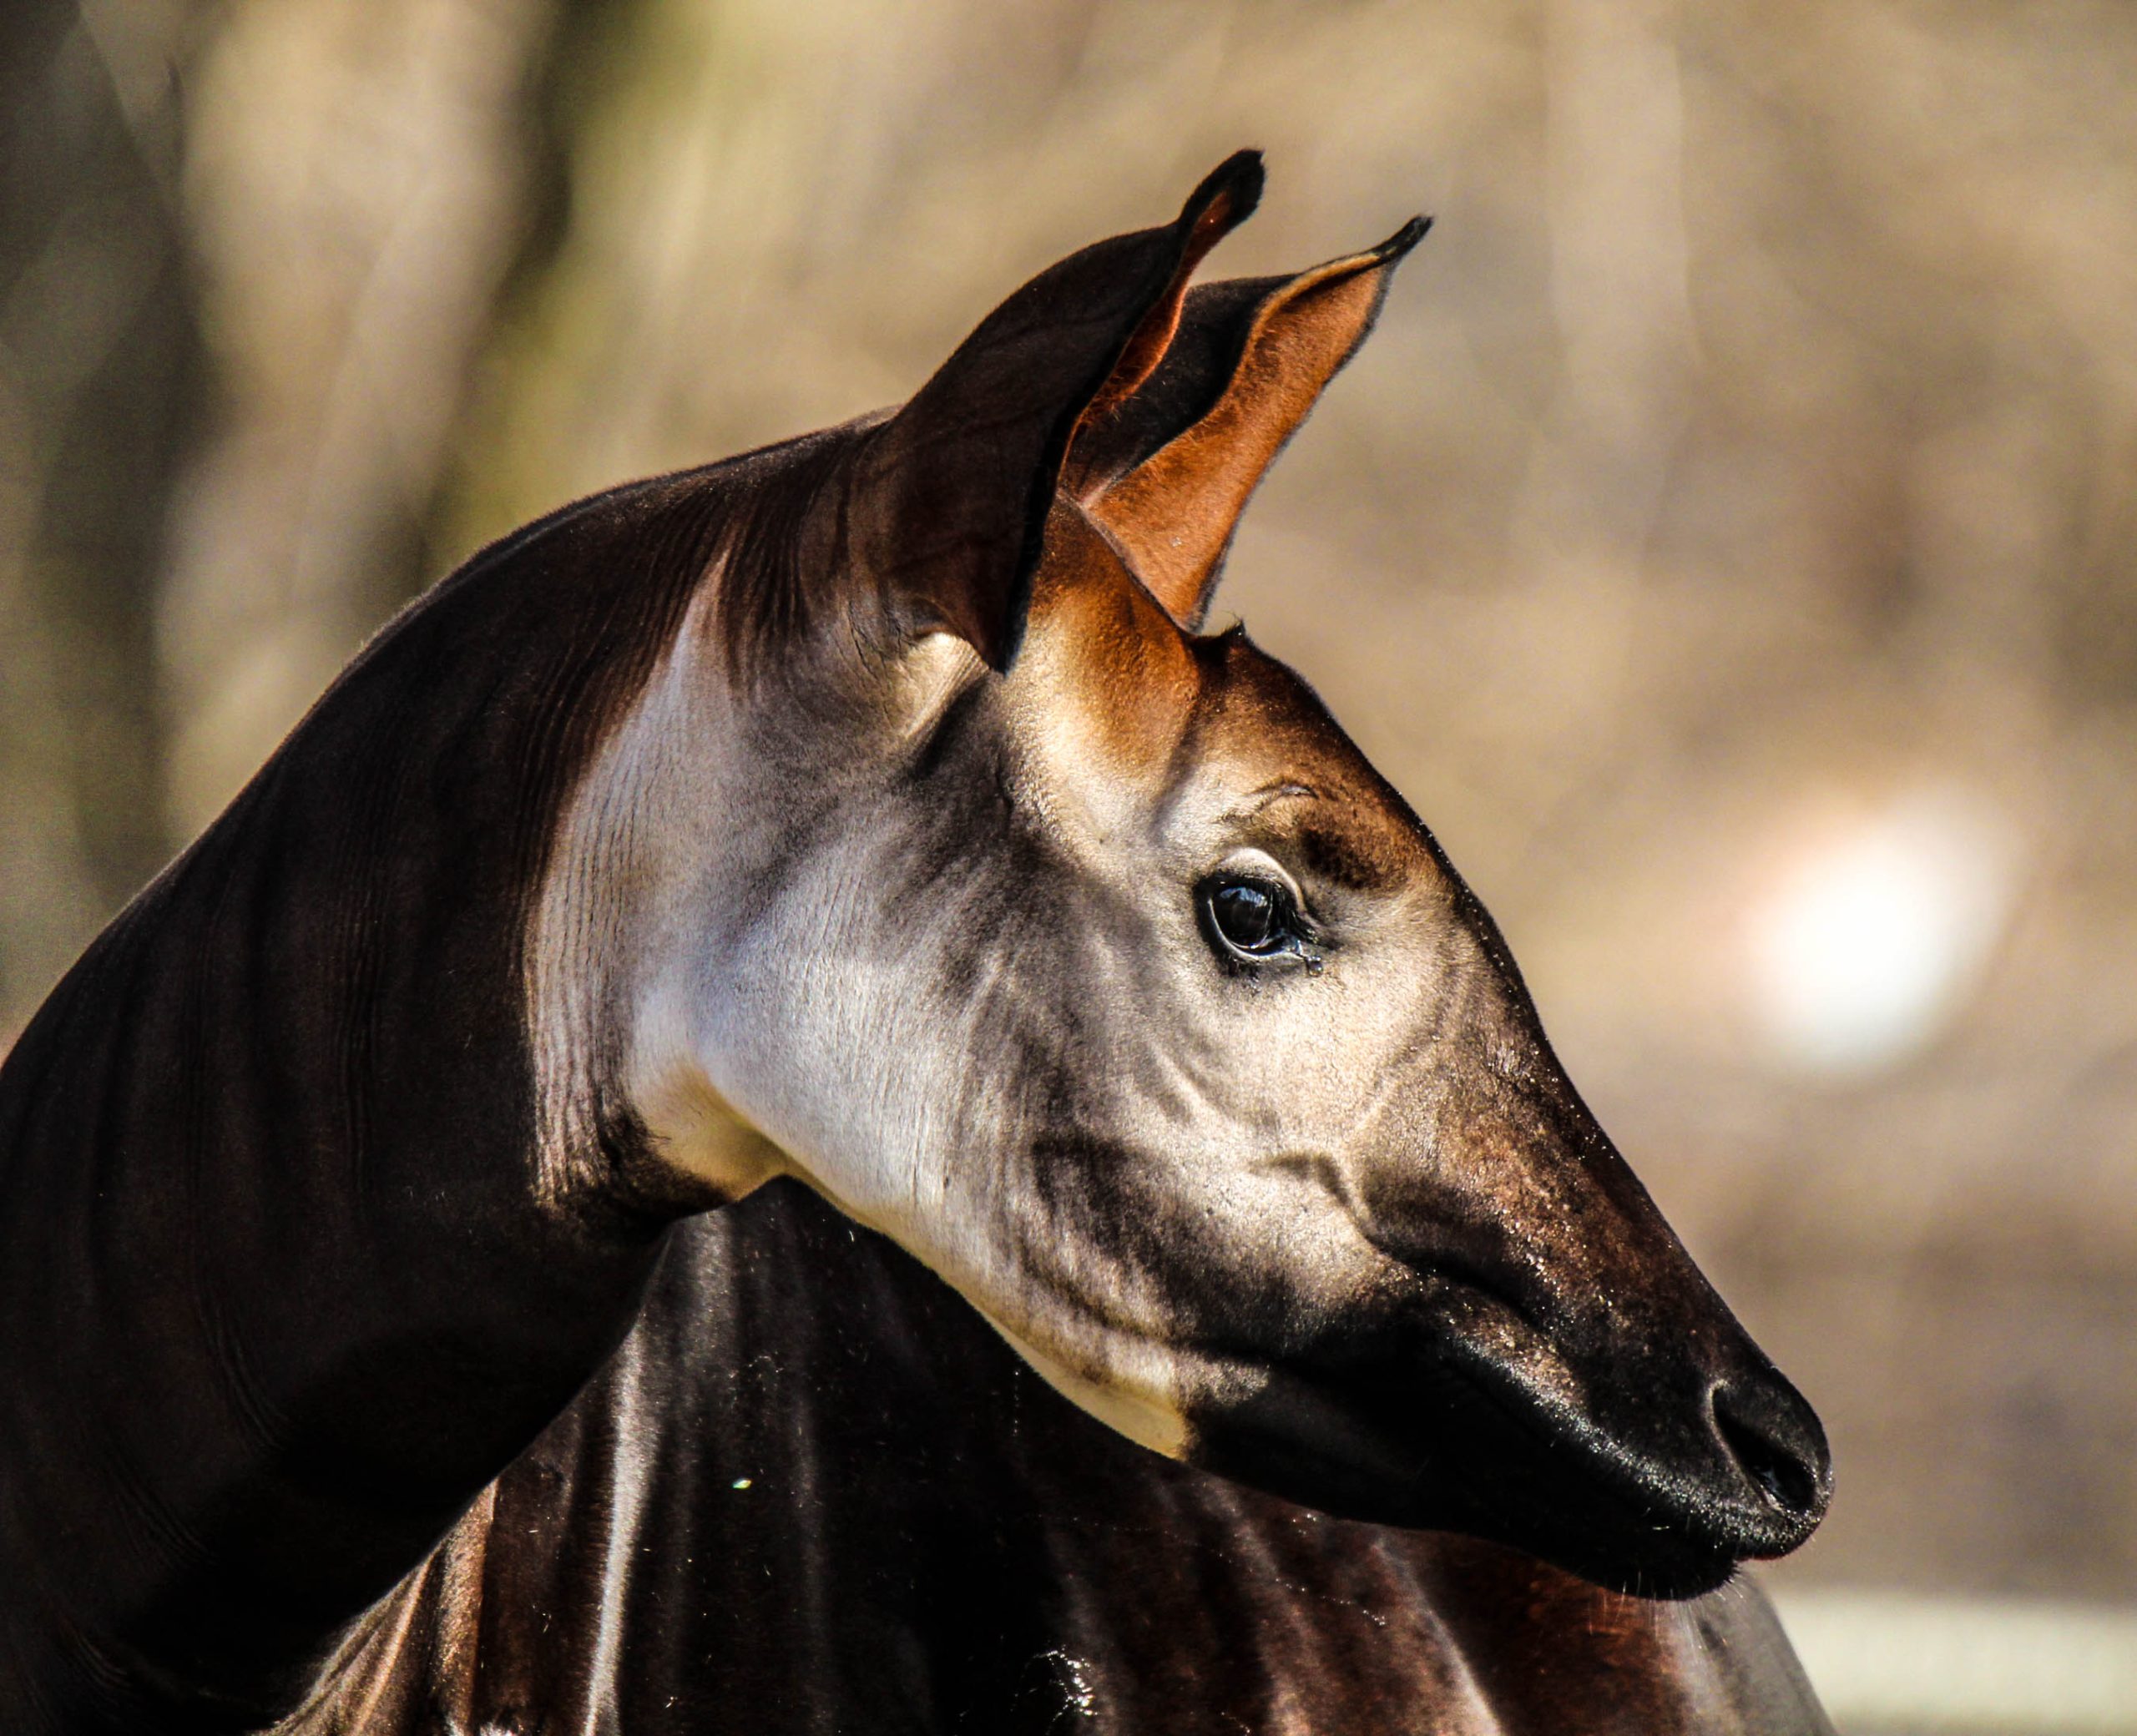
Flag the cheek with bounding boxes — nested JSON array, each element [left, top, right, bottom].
[[1189, 957, 1428, 1147], [1116, 1153, 1403, 1353], [686, 860, 968, 1221]]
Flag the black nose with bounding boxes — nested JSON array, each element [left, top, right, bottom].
[[1709, 1378, 1831, 1542]]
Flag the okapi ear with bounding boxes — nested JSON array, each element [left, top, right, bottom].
[[1064, 217, 1429, 631], [854, 151, 1265, 670]]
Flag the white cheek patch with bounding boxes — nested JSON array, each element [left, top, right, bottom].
[[526, 603, 996, 1245], [690, 871, 952, 1228], [527, 582, 798, 1204]]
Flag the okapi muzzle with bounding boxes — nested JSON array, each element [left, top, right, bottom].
[[551, 151, 1830, 1598]]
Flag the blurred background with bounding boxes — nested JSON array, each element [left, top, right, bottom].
[[4, 0, 2134, 1728]]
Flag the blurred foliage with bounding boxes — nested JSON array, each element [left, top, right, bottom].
[[3, 0, 2135, 1601]]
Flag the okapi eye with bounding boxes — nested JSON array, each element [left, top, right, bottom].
[[1199, 874, 1316, 971], [1212, 881, 1278, 949]]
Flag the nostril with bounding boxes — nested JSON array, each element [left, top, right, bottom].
[[1710, 1389, 1823, 1521]]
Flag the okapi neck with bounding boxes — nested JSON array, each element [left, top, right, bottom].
[[0, 457, 772, 1729]]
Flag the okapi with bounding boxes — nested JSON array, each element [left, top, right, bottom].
[[0, 153, 1831, 1733]]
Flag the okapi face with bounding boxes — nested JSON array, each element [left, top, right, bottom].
[[549, 153, 1829, 1597]]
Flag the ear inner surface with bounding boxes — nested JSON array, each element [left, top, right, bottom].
[[1059, 275, 1276, 502], [853, 151, 1266, 672], [1074, 173, 1258, 433], [1083, 218, 1429, 631]]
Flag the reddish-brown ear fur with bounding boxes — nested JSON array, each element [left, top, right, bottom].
[[1074, 219, 1428, 630], [1029, 502, 1205, 762], [854, 152, 1265, 670]]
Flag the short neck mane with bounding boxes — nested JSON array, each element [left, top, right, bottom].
[[0, 433, 847, 1732]]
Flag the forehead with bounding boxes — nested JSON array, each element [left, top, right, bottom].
[[1013, 512, 1437, 897], [1176, 631, 1428, 894]]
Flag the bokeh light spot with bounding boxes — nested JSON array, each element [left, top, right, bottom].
[[1746, 786, 2019, 1077]]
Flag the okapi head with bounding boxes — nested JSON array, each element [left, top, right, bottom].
[[545, 152, 1829, 1597]]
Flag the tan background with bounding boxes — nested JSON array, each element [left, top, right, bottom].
[[5, 0, 2136, 1619]]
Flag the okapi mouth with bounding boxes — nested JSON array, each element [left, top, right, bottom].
[[1190, 1281, 1831, 1598]]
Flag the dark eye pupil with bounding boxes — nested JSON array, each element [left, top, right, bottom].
[[1211, 881, 1279, 950]]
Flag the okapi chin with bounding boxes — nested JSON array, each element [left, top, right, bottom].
[[0, 150, 1827, 1732]]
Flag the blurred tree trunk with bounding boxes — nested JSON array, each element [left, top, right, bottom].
[[0, 0, 207, 1029], [155, 0, 580, 839], [0, 0, 631, 1031]]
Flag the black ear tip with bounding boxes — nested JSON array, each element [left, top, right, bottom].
[[1183, 149, 1267, 230], [1375, 214, 1433, 262]]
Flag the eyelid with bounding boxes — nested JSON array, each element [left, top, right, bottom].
[[1215, 850, 1325, 940], [1215, 847, 1303, 904]]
